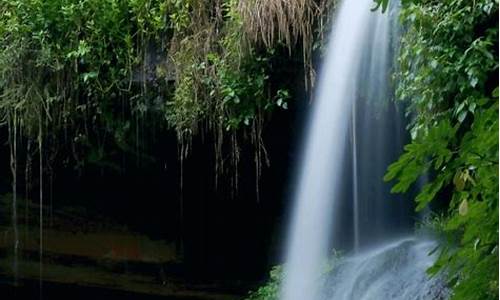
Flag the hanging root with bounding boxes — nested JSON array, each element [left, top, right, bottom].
[[237, 0, 337, 89], [8, 111, 19, 284]]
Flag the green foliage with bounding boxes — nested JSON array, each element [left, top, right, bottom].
[[245, 250, 342, 300], [0, 0, 301, 183], [237, 0, 336, 90], [386, 0, 499, 299], [245, 265, 282, 300], [0, 0, 173, 170], [165, 0, 291, 136], [162, 0, 300, 191]]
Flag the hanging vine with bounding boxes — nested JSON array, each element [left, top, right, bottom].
[[0, 0, 337, 205]]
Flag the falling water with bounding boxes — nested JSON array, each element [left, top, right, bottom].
[[322, 238, 449, 300], [281, 1, 379, 299], [280, 1, 441, 300]]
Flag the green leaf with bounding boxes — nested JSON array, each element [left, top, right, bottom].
[[458, 110, 468, 123], [458, 199, 469, 216]]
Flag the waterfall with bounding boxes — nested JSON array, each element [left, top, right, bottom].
[[322, 239, 449, 300], [280, 1, 443, 300]]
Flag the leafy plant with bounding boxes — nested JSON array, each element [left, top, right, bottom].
[[2, 0, 326, 197], [245, 265, 282, 300], [245, 250, 342, 300], [384, 0, 499, 299]]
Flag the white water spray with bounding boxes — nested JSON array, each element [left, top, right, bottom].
[[281, 1, 377, 299], [280, 1, 443, 300], [323, 238, 448, 300]]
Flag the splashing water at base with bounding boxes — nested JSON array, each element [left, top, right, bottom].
[[322, 238, 449, 300], [280, 1, 444, 300]]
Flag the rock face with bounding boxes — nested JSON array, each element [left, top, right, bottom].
[[321, 238, 449, 300], [0, 197, 247, 299]]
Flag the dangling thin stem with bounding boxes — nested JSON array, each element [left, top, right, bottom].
[[9, 111, 19, 285], [38, 111, 43, 299]]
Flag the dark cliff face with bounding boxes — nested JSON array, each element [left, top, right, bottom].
[[0, 96, 302, 298], [0, 111, 296, 281], [0, 48, 309, 286]]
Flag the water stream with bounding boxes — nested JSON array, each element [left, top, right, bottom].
[[321, 238, 448, 300], [280, 1, 445, 300]]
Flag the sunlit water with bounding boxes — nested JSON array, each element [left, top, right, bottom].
[[280, 1, 444, 300]]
